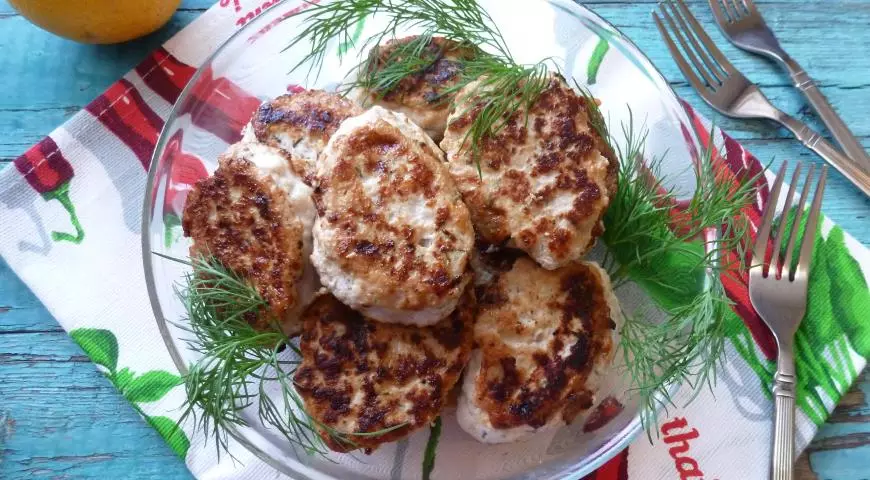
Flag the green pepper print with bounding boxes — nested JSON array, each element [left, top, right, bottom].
[[70, 328, 190, 458], [722, 208, 863, 426], [779, 209, 853, 394], [825, 226, 870, 358], [586, 37, 609, 85], [604, 218, 706, 313], [631, 242, 707, 311], [338, 17, 367, 56]]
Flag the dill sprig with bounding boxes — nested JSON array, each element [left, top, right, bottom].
[[350, 30, 446, 100], [441, 55, 553, 172], [288, 0, 553, 164], [161, 254, 400, 458], [289, 0, 513, 74], [599, 113, 759, 431]]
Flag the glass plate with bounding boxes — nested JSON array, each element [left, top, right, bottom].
[[142, 1, 702, 478]]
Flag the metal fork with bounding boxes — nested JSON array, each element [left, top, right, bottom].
[[653, 0, 870, 198], [749, 162, 827, 480], [708, 0, 870, 170]]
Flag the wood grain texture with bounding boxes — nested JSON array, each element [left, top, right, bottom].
[[0, 1, 867, 479], [0, 259, 194, 479]]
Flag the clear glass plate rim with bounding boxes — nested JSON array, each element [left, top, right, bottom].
[[140, 0, 698, 478]]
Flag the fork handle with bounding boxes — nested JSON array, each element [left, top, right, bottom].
[[779, 55, 870, 171], [776, 113, 870, 198], [772, 346, 796, 480]]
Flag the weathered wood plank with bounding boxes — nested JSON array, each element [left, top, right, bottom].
[[0, 12, 201, 109], [0, 255, 191, 478], [2, 1, 869, 156], [734, 142, 870, 246], [0, 330, 193, 478], [798, 370, 869, 479]]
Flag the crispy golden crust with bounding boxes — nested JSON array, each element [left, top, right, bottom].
[[356, 36, 475, 141], [295, 289, 475, 453], [181, 153, 305, 333], [251, 90, 362, 183], [441, 73, 618, 269], [313, 108, 474, 324], [471, 257, 616, 430]]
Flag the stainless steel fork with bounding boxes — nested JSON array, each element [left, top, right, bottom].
[[748, 162, 827, 480], [653, 0, 870, 198], [708, 0, 870, 170]]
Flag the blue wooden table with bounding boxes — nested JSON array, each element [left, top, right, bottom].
[[0, 1, 868, 479]]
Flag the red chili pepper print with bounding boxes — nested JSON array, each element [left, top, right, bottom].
[[154, 130, 209, 248], [14, 137, 85, 244], [583, 448, 629, 480], [135, 47, 197, 106], [583, 396, 625, 433], [85, 78, 164, 170], [179, 66, 262, 144]]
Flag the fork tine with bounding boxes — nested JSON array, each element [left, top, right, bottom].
[[658, 4, 720, 87], [769, 164, 802, 277], [673, 0, 738, 74], [780, 164, 815, 278], [742, 0, 759, 15], [709, 0, 732, 25], [666, 0, 726, 84], [795, 166, 828, 278], [753, 162, 788, 266], [719, 0, 739, 21], [653, 12, 709, 94]]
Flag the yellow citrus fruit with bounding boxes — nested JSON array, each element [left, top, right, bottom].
[[9, 0, 182, 44]]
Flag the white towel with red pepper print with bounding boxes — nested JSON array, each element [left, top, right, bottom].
[[1, 1, 869, 479]]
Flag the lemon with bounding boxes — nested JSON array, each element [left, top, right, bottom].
[[9, 0, 182, 44]]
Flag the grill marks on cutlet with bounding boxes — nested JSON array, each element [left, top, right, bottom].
[[442, 73, 618, 268], [295, 290, 475, 452], [358, 36, 476, 142], [473, 259, 615, 430], [367, 36, 472, 106], [318, 129, 452, 288], [181, 155, 304, 330], [251, 90, 362, 182], [314, 112, 473, 315]]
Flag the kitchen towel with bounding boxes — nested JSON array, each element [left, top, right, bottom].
[[1, 0, 868, 479]]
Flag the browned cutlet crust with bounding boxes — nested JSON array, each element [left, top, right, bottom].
[[441, 73, 618, 269], [357, 36, 476, 141], [251, 90, 363, 183], [181, 153, 305, 333], [313, 110, 473, 318], [472, 258, 616, 429], [295, 289, 475, 452]]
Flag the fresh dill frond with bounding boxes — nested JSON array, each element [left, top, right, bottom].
[[349, 29, 445, 99], [289, 0, 556, 168], [599, 113, 759, 431], [164, 254, 331, 456], [443, 56, 554, 171], [163, 254, 403, 458], [289, 0, 513, 76]]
